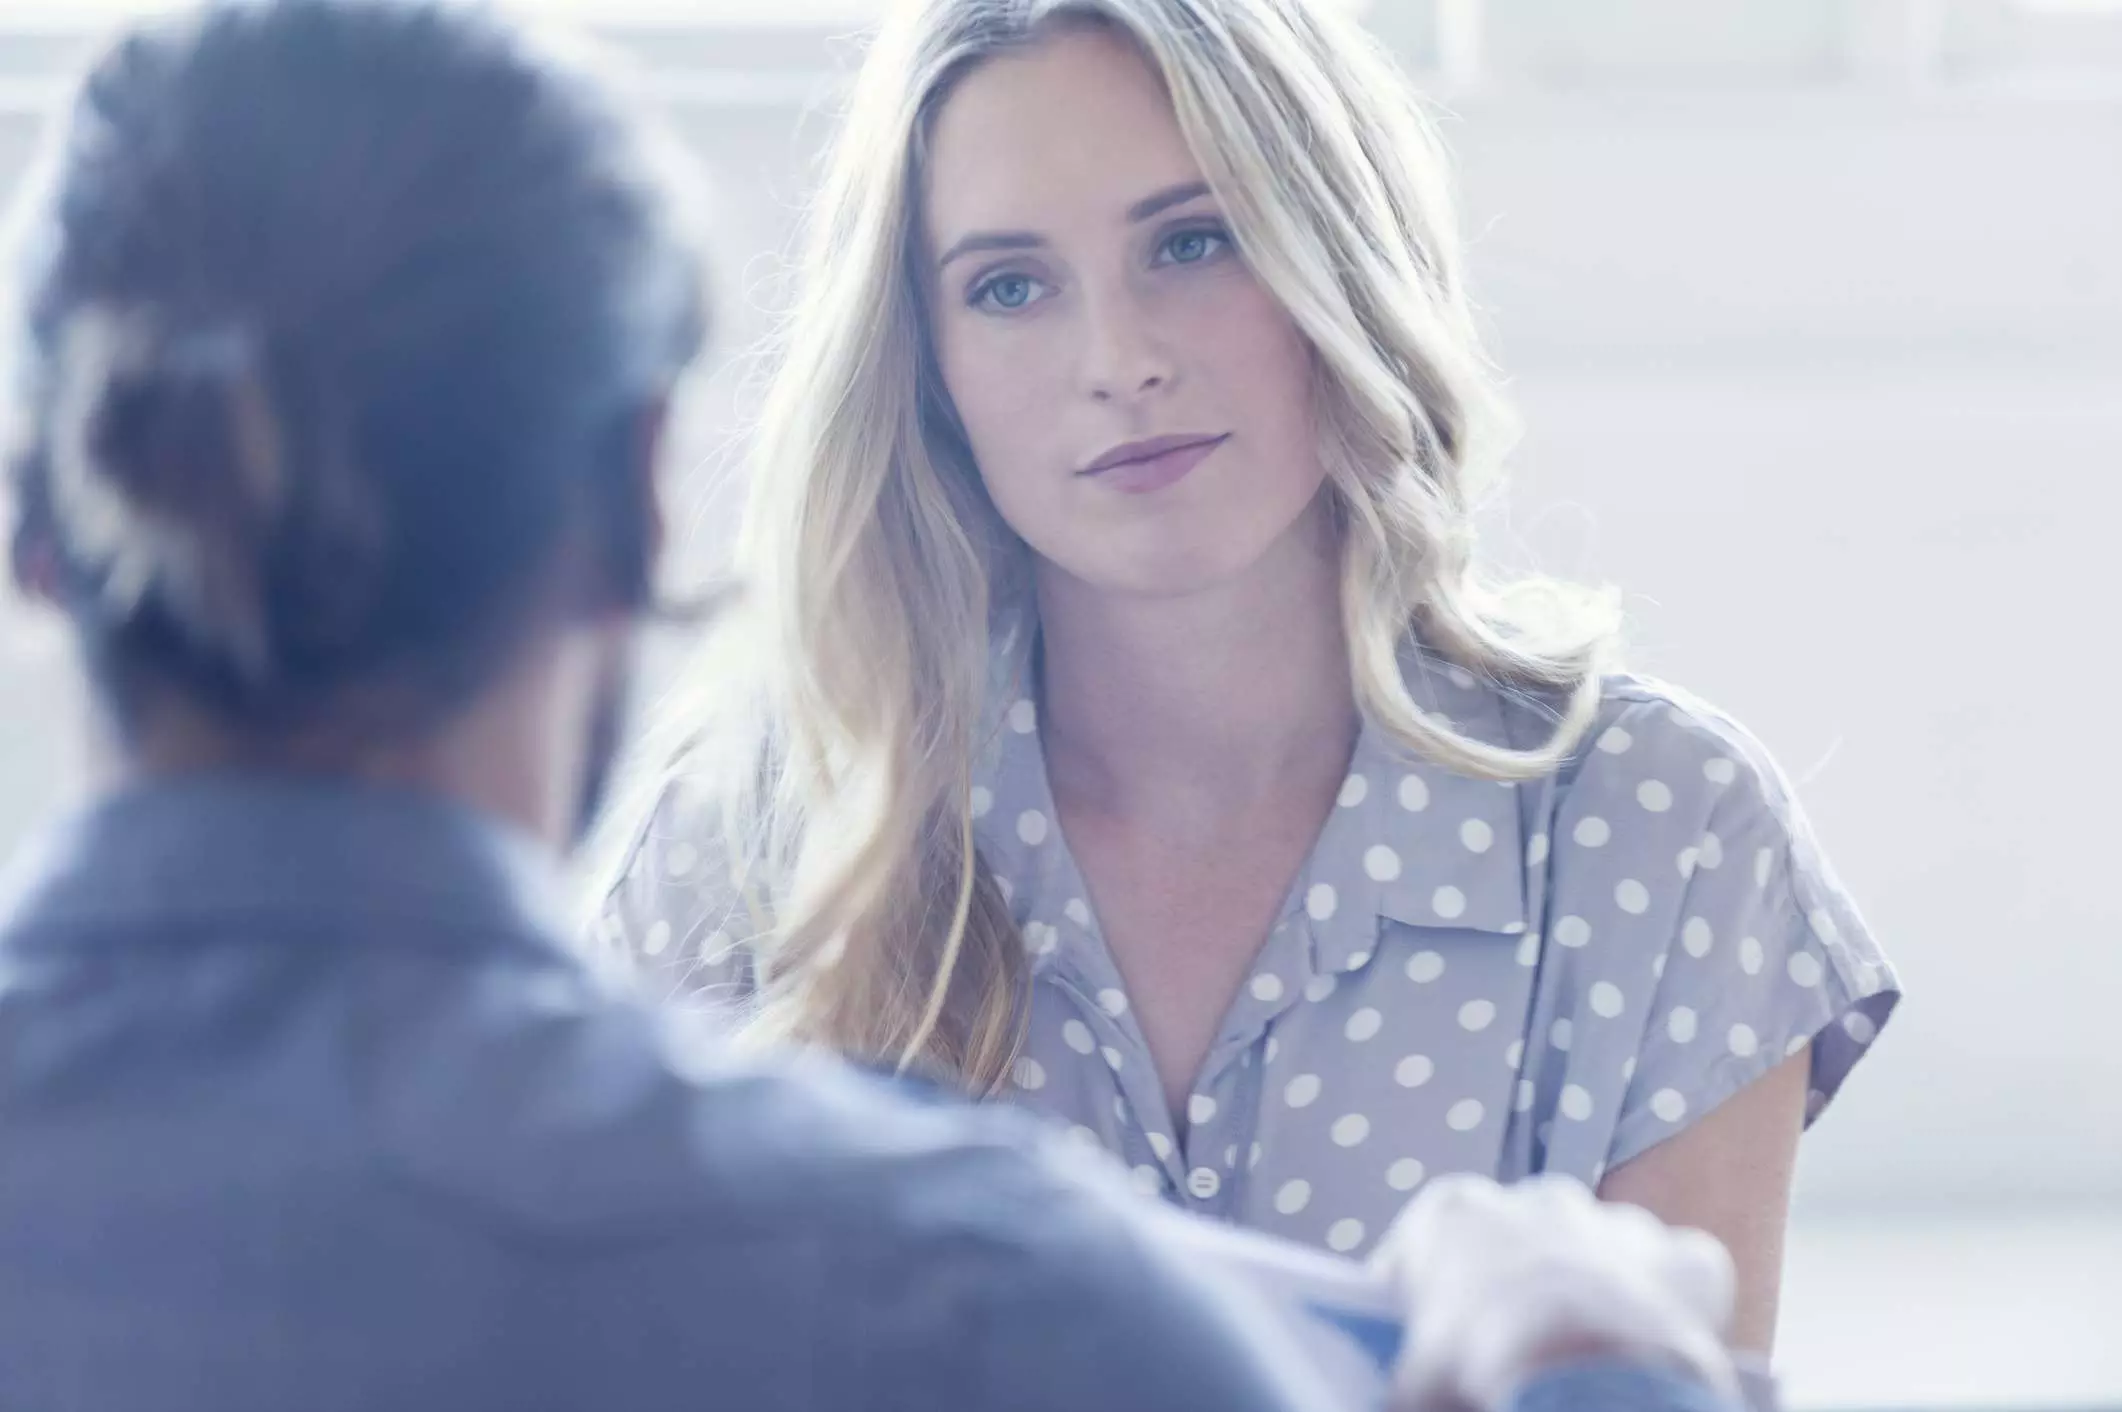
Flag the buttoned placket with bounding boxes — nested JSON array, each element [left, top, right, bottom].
[[979, 652, 1541, 1214], [1041, 886, 1375, 1220]]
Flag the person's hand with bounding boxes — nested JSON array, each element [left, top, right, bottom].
[[1371, 1173, 1741, 1412]]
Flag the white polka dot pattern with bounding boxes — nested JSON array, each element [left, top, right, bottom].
[[1330, 1114, 1370, 1147], [611, 671, 1899, 1260]]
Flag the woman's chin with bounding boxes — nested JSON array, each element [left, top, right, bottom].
[[1042, 543, 1261, 604]]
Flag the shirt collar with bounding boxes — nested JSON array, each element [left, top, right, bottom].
[[0, 770, 574, 960], [1303, 694, 1531, 974], [972, 651, 1532, 982]]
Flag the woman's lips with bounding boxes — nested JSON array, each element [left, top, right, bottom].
[[1079, 433, 1229, 495]]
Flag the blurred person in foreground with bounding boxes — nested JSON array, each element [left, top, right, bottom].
[[0, 3, 1742, 1409]]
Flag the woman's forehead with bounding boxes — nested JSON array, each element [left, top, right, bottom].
[[922, 26, 1206, 241]]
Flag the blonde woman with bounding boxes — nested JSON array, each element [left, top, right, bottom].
[[597, 0, 1899, 1354]]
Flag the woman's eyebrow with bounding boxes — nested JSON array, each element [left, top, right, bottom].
[[1127, 180, 1212, 223], [936, 230, 1046, 272], [935, 181, 1214, 272]]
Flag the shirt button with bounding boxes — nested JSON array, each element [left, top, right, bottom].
[[1188, 1166, 1222, 1200]]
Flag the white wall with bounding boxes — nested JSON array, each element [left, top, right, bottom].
[[0, 14, 2117, 1225], [1453, 92, 2122, 1214]]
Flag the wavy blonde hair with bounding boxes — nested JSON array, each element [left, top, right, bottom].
[[602, 0, 1620, 1092]]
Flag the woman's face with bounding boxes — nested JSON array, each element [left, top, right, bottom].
[[922, 23, 1327, 601]]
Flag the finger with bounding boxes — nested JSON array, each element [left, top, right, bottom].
[[1598, 1195, 1671, 1242], [1592, 1197, 1687, 1273], [1382, 1173, 1510, 1271], [1659, 1226, 1737, 1333]]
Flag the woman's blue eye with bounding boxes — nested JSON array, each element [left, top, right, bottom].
[[972, 274, 1042, 311], [1160, 228, 1228, 265]]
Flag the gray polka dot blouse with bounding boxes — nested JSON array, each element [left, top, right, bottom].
[[601, 666, 1901, 1259]]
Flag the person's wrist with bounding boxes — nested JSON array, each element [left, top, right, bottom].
[[1486, 1340, 1720, 1406], [1498, 1360, 1744, 1412], [1452, 1277, 1738, 1411]]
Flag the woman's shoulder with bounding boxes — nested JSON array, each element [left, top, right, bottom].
[[1496, 672, 1804, 829], [1513, 671, 1839, 930], [1500, 672, 1901, 1171], [589, 769, 760, 1008]]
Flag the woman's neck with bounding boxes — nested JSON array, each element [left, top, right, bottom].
[[1035, 502, 1358, 821]]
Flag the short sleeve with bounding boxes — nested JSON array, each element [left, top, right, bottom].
[[1521, 682, 1902, 1183], [1600, 692, 1901, 1170], [591, 779, 760, 1015]]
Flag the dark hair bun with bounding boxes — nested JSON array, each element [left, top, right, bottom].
[[46, 310, 302, 682], [6, 0, 707, 729]]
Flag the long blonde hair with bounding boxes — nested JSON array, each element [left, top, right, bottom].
[[605, 0, 1619, 1092]]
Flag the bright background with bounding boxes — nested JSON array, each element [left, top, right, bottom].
[[2, 2, 2119, 1407]]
